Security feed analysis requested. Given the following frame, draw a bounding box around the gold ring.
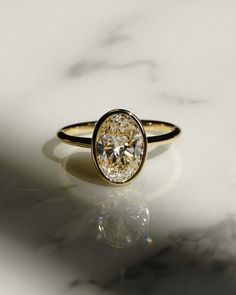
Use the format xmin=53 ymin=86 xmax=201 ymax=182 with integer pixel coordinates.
xmin=57 ymin=109 xmax=181 ymax=185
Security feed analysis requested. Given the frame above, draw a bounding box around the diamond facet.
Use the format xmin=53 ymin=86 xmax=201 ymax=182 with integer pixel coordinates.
xmin=92 ymin=110 xmax=147 ymax=184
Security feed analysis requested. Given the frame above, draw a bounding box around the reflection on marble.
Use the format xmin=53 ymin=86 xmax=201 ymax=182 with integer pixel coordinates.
xmin=98 ymin=192 xmax=150 ymax=248
xmin=0 ymin=1 xmax=236 ymax=294
xmin=41 ymin=136 xmax=179 ymax=251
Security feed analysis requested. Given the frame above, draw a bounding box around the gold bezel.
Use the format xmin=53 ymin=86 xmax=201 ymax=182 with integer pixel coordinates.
xmin=91 ymin=109 xmax=148 ymax=185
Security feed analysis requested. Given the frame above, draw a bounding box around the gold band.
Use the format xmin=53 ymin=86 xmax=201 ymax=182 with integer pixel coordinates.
xmin=57 ymin=120 xmax=181 ymax=148
xmin=57 ymin=109 xmax=181 ymax=185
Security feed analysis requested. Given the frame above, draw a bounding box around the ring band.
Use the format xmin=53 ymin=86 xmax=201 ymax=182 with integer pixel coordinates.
xmin=57 ymin=109 xmax=181 ymax=185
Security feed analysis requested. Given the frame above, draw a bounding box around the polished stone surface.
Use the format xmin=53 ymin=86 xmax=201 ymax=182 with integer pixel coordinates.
xmin=0 ymin=1 xmax=236 ymax=294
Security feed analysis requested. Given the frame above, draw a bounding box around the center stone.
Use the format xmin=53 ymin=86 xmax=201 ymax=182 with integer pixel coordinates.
xmin=93 ymin=110 xmax=147 ymax=183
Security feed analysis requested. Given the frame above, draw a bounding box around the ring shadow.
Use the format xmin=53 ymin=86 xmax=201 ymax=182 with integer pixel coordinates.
xmin=42 ymin=137 xmax=171 ymax=186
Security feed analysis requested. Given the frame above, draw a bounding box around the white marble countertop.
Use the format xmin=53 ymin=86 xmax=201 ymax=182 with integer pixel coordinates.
xmin=0 ymin=1 xmax=236 ymax=294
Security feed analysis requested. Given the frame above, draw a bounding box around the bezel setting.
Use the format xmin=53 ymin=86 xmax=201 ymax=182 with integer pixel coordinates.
xmin=91 ymin=109 xmax=148 ymax=185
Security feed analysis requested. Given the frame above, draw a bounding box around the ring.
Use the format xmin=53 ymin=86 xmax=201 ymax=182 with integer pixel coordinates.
xmin=57 ymin=109 xmax=181 ymax=185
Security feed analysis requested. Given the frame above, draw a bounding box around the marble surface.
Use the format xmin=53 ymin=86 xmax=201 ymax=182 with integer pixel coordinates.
xmin=0 ymin=1 xmax=236 ymax=294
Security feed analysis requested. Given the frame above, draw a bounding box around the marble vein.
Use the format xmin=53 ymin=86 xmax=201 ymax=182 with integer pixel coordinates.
xmin=159 ymin=92 xmax=209 ymax=105
xmin=67 ymin=59 xmax=158 ymax=81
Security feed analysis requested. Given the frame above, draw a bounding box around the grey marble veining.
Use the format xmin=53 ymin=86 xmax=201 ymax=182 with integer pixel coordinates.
xmin=0 ymin=1 xmax=236 ymax=294
xmin=159 ymin=93 xmax=209 ymax=105
xmin=67 ymin=59 xmax=158 ymax=82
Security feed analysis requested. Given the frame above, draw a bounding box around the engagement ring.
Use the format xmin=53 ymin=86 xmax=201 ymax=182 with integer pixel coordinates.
xmin=57 ymin=109 xmax=181 ymax=185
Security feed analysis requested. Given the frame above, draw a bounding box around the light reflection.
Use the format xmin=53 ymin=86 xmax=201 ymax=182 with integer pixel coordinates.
xmin=97 ymin=191 xmax=150 ymax=248
xmin=42 ymin=137 xmax=182 ymax=249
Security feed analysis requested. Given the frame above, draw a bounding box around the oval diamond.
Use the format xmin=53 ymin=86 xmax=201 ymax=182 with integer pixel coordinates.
xmin=92 ymin=110 xmax=147 ymax=184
